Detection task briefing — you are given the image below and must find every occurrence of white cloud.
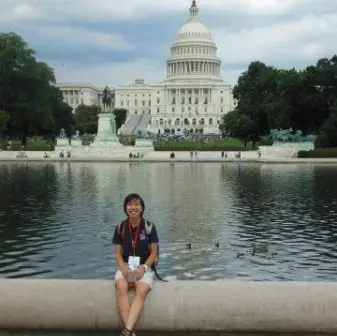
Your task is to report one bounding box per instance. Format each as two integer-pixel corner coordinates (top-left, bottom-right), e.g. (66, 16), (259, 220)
(214, 13), (337, 66)
(0, 0), (186, 23)
(2, 0), (337, 86)
(0, 0), (301, 24)
(52, 58), (165, 86)
(13, 3), (41, 20)
(31, 25), (132, 51)
(0, 2), (42, 23)
(205, 0), (297, 15)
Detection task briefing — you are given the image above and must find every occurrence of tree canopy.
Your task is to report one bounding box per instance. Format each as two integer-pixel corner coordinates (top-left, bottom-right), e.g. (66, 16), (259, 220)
(222, 56), (337, 148)
(74, 104), (100, 134)
(0, 32), (74, 143)
(113, 108), (127, 131)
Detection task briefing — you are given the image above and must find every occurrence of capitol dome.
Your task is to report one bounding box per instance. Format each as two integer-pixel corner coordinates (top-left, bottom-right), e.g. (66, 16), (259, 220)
(176, 20), (213, 42)
(166, 0), (222, 82)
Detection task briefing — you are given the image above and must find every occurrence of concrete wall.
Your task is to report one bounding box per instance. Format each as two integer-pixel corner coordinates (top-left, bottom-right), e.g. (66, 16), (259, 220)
(0, 280), (337, 333)
(0, 150), (259, 161)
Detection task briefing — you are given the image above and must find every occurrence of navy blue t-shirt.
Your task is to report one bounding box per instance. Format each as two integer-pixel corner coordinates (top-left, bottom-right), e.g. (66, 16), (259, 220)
(112, 218), (159, 265)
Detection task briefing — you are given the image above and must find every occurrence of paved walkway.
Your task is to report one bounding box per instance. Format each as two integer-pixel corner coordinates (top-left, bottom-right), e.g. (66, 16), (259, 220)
(0, 332), (334, 336)
(1, 150), (337, 164)
(0, 331), (334, 336)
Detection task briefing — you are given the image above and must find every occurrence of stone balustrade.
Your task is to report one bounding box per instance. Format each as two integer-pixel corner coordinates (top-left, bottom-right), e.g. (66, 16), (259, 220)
(0, 279), (337, 334)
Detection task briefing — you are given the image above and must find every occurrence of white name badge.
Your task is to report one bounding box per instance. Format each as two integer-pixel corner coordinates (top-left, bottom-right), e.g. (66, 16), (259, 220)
(128, 256), (140, 271)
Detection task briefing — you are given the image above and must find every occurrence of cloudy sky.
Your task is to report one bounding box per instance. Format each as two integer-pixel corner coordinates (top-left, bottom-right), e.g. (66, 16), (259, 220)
(1, 0), (336, 86)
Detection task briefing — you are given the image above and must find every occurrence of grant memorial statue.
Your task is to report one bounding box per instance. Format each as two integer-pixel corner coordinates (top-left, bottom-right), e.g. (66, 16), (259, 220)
(91, 86), (122, 147)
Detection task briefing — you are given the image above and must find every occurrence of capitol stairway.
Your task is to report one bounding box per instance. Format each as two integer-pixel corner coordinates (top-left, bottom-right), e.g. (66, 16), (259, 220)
(133, 114), (151, 136)
(119, 115), (141, 135)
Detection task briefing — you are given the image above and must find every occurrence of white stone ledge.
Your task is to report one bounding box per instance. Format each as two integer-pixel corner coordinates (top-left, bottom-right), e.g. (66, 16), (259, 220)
(0, 280), (337, 333)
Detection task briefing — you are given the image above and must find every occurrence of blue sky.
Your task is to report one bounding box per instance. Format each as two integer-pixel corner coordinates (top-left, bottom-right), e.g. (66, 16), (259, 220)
(1, 0), (337, 86)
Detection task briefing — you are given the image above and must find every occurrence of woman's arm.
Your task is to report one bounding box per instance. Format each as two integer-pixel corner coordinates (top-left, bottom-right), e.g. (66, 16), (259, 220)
(114, 245), (127, 271)
(144, 243), (158, 268)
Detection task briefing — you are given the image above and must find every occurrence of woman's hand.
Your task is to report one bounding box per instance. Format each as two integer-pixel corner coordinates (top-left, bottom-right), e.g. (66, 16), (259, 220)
(122, 266), (131, 282)
(135, 266), (145, 280)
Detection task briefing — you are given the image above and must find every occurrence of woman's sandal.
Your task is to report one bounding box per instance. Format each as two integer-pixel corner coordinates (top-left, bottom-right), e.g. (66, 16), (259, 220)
(120, 327), (133, 336)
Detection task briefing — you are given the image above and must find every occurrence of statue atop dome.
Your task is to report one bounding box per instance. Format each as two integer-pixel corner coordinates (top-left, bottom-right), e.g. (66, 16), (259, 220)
(189, 0), (199, 20)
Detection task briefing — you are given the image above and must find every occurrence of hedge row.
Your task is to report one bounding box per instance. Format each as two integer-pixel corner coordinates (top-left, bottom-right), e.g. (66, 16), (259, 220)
(0, 138), (55, 151)
(298, 148), (337, 158)
(153, 140), (248, 151)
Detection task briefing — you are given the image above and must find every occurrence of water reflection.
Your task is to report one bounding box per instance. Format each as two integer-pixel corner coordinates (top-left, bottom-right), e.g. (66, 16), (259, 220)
(0, 163), (59, 278)
(0, 162), (337, 281)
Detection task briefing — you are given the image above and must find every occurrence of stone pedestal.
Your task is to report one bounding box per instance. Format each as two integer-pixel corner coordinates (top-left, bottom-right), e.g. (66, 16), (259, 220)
(134, 138), (154, 152)
(70, 139), (82, 147)
(135, 138), (153, 148)
(55, 138), (71, 155)
(259, 142), (315, 158)
(92, 113), (120, 144)
(89, 112), (126, 156)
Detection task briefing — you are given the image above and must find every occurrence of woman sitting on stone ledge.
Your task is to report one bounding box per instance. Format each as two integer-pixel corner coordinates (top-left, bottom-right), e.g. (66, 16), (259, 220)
(112, 193), (159, 336)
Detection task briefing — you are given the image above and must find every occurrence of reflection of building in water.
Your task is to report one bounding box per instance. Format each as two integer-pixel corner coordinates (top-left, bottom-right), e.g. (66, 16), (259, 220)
(53, 163), (241, 246)
(56, 1), (234, 135)
(147, 163), (238, 243)
(54, 163), (99, 214)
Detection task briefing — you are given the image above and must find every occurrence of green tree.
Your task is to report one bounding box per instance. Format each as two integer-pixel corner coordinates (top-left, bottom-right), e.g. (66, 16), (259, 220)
(315, 104), (337, 148)
(50, 87), (75, 137)
(233, 61), (279, 137)
(113, 108), (127, 131)
(0, 110), (10, 135)
(74, 104), (100, 134)
(0, 32), (68, 144)
(222, 110), (259, 148)
(232, 56), (337, 145)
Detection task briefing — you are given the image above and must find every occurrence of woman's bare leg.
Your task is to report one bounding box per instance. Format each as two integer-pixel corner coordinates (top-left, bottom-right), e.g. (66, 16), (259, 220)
(115, 279), (130, 326)
(125, 282), (151, 331)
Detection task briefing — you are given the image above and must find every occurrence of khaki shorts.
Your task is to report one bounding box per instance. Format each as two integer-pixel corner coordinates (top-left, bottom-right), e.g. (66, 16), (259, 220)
(115, 266), (154, 289)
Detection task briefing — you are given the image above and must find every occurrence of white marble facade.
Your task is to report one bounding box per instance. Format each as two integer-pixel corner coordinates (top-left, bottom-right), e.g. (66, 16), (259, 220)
(56, 83), (104, 111)
(57, 1), (234, 135)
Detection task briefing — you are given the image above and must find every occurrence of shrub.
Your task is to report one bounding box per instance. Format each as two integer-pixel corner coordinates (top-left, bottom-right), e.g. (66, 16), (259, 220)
(0, 136), (55, 151)
(298, 148), (337, 158)
(257, 137), (273, 146)
(119, 135), (135, 146)
(153, 139), (248, 151)
(81, 134), (95, 146)
(25, 136), (55, 151)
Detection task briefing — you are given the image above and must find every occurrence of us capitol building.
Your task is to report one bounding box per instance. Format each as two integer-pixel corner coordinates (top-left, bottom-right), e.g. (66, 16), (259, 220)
(57, 1), (235, 135)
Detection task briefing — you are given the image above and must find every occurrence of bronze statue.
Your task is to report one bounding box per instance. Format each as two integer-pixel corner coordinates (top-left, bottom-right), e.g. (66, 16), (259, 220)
(102, 86), (112, 112)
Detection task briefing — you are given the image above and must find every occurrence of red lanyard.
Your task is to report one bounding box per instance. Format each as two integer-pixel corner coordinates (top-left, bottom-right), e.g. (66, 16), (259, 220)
(128, 222), (141, 251)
